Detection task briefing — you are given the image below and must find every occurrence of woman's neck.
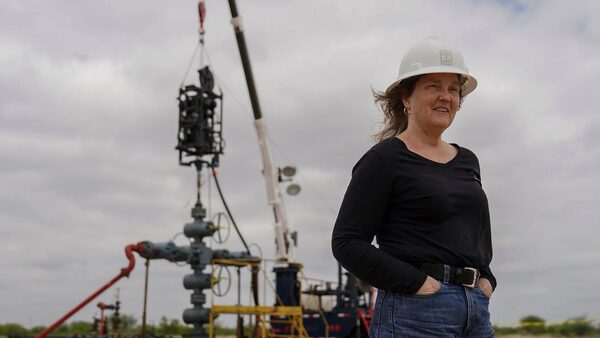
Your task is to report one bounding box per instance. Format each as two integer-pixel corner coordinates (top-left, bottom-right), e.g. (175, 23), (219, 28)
(399, 125), (445, 148)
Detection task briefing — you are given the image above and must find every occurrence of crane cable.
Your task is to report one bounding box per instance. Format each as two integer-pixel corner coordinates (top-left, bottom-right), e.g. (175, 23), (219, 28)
(211, 168), (251, 255)
(179, 1), (252, 255)
(181, 1), (334, 257)
(179, 0), (208, 89)
(179, 42), (201, 89)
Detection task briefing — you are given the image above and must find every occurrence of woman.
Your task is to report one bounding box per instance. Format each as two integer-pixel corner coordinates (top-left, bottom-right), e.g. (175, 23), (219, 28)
(331, 37), (496, 338)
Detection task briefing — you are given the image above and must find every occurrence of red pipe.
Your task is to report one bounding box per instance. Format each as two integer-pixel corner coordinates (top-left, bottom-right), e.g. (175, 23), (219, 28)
(97, 302), (115, 310)
(354, 287), (375, 333)
(357, 308), (370, 332)
(97, 302), (115, 335)
(35, 243), (144, 338)
(98, 307), (106, 336)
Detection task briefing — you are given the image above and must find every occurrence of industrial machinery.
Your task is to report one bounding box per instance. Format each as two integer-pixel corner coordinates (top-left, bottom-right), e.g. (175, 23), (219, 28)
(35, 2), (373, 338)
(93, 295), (121, 337)
(224, 1), (373, 337)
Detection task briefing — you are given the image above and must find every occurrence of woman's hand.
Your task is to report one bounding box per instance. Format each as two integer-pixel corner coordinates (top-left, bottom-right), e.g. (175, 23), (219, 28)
(478, 277), (493, 298)
(415, 276), (441, 295)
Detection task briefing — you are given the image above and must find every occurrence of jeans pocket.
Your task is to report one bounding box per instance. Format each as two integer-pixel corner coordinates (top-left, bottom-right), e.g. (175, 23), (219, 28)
(369, 290), (386, 337)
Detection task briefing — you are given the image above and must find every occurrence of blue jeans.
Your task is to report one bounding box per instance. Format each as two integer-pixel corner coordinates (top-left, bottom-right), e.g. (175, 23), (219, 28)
(368, 283), (494, 338)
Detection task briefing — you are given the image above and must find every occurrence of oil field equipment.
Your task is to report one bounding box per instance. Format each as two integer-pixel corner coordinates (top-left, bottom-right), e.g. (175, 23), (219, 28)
(36, 2), (373, 337)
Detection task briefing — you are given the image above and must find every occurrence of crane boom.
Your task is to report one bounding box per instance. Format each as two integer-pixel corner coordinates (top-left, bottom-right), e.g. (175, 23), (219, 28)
(227, 0), (295, 262)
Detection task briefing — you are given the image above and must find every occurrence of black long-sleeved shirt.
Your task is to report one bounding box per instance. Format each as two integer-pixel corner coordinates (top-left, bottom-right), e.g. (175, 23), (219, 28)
(332, 137), (496, 294)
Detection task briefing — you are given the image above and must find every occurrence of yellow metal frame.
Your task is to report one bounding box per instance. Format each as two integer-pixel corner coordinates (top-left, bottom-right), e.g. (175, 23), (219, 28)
(212, 258), (261, 267)
(209, 258), (309, 338)
(209, 305), (308, 338)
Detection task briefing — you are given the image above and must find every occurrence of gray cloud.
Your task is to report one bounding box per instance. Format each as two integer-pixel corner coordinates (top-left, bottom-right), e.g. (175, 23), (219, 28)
(2, 0), (600, 329)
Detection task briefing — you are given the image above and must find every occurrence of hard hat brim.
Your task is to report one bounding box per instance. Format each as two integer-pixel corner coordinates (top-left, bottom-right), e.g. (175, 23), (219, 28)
(386, 66), (477, 96)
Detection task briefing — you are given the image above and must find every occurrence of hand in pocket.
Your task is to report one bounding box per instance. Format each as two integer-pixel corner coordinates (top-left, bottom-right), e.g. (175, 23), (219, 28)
(415, 275), (441, 296)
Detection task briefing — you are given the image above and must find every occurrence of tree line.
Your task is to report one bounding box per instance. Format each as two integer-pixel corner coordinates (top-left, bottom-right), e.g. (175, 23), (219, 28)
(0, 315), (236, 337)
(2, 314), (599, 337)
(494, 315), (600, 336)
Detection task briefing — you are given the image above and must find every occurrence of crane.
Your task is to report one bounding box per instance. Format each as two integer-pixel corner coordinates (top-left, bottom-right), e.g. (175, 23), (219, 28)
(227, 0), (297, 263)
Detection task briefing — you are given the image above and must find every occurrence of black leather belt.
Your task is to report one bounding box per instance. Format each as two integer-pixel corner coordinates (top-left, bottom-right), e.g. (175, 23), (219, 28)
(420, 263), (480, 288)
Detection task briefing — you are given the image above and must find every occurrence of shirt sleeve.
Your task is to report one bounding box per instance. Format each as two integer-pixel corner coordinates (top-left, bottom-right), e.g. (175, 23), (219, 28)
(331, 149), (427, 294)
(472, 153), (497, 291)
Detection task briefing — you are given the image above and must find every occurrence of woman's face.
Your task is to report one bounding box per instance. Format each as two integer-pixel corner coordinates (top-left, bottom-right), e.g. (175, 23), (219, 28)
(402, 73), (461, 134)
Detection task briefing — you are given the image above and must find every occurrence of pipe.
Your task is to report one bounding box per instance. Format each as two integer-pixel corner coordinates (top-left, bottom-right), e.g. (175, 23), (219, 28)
(97, 302), (116, 310)
(141, 259), (150, 338)
(357, 308), (370, 334)
(35, 243), (144, 338)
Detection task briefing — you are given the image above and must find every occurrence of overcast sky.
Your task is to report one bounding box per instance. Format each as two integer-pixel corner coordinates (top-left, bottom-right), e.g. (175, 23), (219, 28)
(2, 0), (600, 330)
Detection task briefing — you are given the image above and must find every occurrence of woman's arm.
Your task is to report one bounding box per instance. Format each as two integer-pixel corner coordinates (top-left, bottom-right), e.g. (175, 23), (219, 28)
(331, 150), (427, 294)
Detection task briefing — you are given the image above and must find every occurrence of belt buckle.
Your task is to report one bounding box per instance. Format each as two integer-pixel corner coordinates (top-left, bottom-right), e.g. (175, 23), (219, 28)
(462, 267), (479, 288)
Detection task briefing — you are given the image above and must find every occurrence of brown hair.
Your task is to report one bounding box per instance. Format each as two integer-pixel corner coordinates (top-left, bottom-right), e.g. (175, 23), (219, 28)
(373, 74), (466, 142)
(373, 76), (421, 142)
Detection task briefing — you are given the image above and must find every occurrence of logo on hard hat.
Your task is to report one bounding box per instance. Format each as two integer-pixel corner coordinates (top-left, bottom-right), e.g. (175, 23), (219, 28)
(440, 50), (453, 65)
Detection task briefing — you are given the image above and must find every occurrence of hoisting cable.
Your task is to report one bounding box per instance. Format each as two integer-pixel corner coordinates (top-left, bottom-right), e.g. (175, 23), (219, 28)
(191, 12), (252, 127)
(178, 0), (207, 89)
(199, 48), (335, 219)
(205, 0), (336, 221)
(140, 258), (150, 338)
(179, 42), (201, 89)
(211, 168), (250, 254)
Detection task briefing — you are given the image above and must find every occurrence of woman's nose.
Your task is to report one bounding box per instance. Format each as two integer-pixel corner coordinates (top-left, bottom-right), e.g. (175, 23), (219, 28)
(438, 91), (451, 101)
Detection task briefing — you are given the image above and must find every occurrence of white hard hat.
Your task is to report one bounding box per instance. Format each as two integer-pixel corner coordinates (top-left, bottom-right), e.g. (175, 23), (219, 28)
(388, 37), (477, 96)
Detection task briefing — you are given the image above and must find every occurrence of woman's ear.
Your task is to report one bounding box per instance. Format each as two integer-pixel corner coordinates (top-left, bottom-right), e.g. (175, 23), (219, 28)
(402, 98), (411, 112)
